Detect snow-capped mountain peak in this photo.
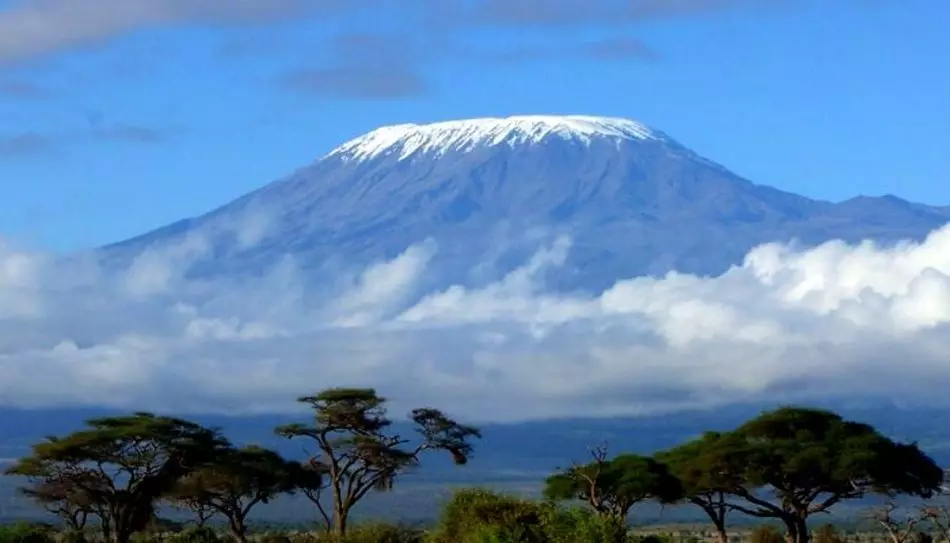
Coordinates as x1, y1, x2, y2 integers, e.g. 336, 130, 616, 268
104, 114, 950, 292
327, 114, 664, 162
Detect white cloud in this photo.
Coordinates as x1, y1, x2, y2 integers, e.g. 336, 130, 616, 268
2, 225, 950, 422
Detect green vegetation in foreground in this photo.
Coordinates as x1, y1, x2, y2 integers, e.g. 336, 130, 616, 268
2, 388, 949, 543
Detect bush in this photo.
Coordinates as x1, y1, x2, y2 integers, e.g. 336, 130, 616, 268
59, 531, 88, 543
540, 507, 628, 543
813, 525, 843, 543
428, 488, 548, 543
0, 524, 55, 543
749, 526, 785, 543
336, 523, 424, 543
427, 488, 630, 543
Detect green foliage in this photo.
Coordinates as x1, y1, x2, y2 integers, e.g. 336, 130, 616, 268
541, 507, 628, 543
429, 488, 629, 543
655, 432, 736, 537
749, 526, 785, 543
171, 445, 298, 541
430, 488, 546, 543
6, 413, 229, 543
0, 524, 54, 543
672, 407, 946, 543
332, 523, 424, 543
733, 407, 944, 500
544, 447, 681, 522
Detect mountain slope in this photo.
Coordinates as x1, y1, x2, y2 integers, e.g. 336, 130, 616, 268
103, 115, 950, 290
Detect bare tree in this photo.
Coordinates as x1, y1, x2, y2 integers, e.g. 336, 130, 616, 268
866, 502, 925, 543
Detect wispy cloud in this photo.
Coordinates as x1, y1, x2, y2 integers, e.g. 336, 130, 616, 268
477, 37, 660, 64
0, 79, 50, 99
0, 121, 170, 157
2, 224, 950, 422
0, 132, 56, 156
0, 0, 330, 65
455, 0, 784, 26
95, 123, 168, 143
278, 32, 431, 99
279, 68, 427, 100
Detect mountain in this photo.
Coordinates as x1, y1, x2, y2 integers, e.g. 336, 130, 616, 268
101, 115, 950, 291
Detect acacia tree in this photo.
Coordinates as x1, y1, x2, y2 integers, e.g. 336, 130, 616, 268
5, 413, 228, 543
12, 456, 95, 532
707, 407, 944, 543
171, 490, 217, 528
275, 388, 481, 536
656, 432, 738, 543
543, 444, 683, 525
171, 445, 298, 543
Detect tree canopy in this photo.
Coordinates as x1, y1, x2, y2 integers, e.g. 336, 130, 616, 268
5, 412, 228, 543
656, 432, 738, 543
678, 407, 945, 543
544, 445, 682, 522
171, 445, 299, 542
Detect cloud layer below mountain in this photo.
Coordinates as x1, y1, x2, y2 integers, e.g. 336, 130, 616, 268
2, 224, 950, 422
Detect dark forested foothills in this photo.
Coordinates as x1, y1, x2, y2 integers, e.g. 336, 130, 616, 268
0, 395, 947, 543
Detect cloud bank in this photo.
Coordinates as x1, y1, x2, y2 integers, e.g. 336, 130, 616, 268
2, 224, 950, 423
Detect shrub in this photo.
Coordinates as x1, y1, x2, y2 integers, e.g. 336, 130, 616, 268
0, 524, 55, 543
749, 526, 785, 543
427, 488, 631, 543
59, 531, 88, 543
428, 488, 547, 543
337, 523, 424, 543
540, 507, 628, 543
813, 525, 844, 543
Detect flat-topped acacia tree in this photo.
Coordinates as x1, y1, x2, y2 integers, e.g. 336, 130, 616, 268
668, 407, 944, 543
5, 413, 228, 543
544, 444, 683, 526
656, 432, 737, 543
170, 445, 300, 543
275, 388, 481, 536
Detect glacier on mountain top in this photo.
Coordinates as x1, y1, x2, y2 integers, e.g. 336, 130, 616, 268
101, 115, 950, 291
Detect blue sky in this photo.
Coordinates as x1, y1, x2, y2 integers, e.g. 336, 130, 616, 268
0, 0, 947, 252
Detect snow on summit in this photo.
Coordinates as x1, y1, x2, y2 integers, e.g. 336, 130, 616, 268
327, 115, 664, 162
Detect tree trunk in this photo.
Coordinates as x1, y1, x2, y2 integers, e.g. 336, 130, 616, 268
229, 528, 248, 543
715, 526, 729, 543
228, 514, 248, 543
796, 517, 809, 543
112, 526, 133, 543
333, 505, 348, 537
784, 517, 809, 543
783, 518, 798, 543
